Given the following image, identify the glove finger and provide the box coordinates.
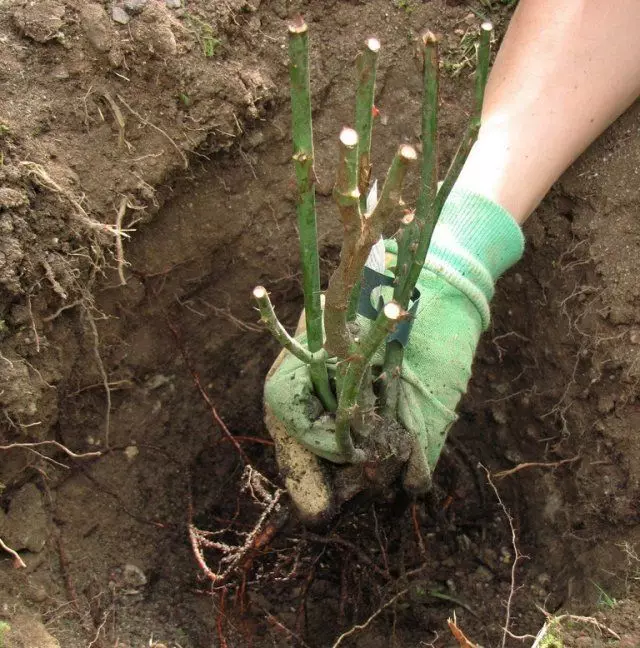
[402,434,433,495]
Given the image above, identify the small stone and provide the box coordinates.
[122,563,147,589]
[630,330,640,344]
[124,445,139,461]
[597,393,615,414]
[51,65,70,80]
[111,5,130,25]
[124,0,148,14]
[490,405,508,425]
[165,0,181,7]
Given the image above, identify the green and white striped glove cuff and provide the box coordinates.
[424,188,525,329]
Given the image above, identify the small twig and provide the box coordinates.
[259,604,313,648]
[0,537,27,569]
[116,94,188,168]
[252,286,316,365]
[100,91,126,150]
[481,464,524,648]
[448,613,478,648]
[115,196,128,285]
[493,455,580,480]
[355,37,380,212]
[331,588,409,648]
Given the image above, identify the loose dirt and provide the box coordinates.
[1,1,640,647]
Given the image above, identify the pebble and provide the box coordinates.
[124,0,147,14]
[111,5,130,25]
[51,65,70,80]
[165,0,181,7]
[122,563,147,589]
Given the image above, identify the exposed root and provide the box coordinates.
[331,588,408,648]
[83,305,112,447]
[482,465,527,648]
[42,257,68,300]
[116,94,188,169]
[20,161,129,239]
[0,537,27,569]
[532,610,621,645]
[0,440,102,460]
[188,466,287,586]
[100,91,127,151]
[114,196,128,285]
[493,455,580,480]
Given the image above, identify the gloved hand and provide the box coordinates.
[264,188,524,519]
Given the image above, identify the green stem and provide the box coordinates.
[325,127,361,359]
[253,286,315,364]
[369,144,417,229]
[382,31,439,413]
[395,31,439,308]
[335,302,404,462]
[288,18,335,411]
[324,141,416,359]
[474,22,492,123]
[434,21,492,215]
[347,38,380,321]
[355,37,380,214]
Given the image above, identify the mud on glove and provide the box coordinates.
[389,187,524,492]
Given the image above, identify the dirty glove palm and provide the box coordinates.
[265,188,524,499]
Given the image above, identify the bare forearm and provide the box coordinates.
[456,0,640,223]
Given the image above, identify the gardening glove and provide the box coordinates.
[387,187,524,492]
[264,187,524,516]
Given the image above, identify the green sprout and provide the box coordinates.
[186,14,221,57]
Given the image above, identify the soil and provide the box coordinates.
[1,1,640,647]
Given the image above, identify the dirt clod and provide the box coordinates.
[12,1,65,43]
[0,484,48,553]
[80,3,113,53]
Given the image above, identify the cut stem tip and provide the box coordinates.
[288,16,308,35]
[253,286,267,299]
[421,30,438,46]
[399,144,418,161]
[481,21,494,33]
[384,301,402,321]
[339,127,359,148]
[365,37,381,53]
